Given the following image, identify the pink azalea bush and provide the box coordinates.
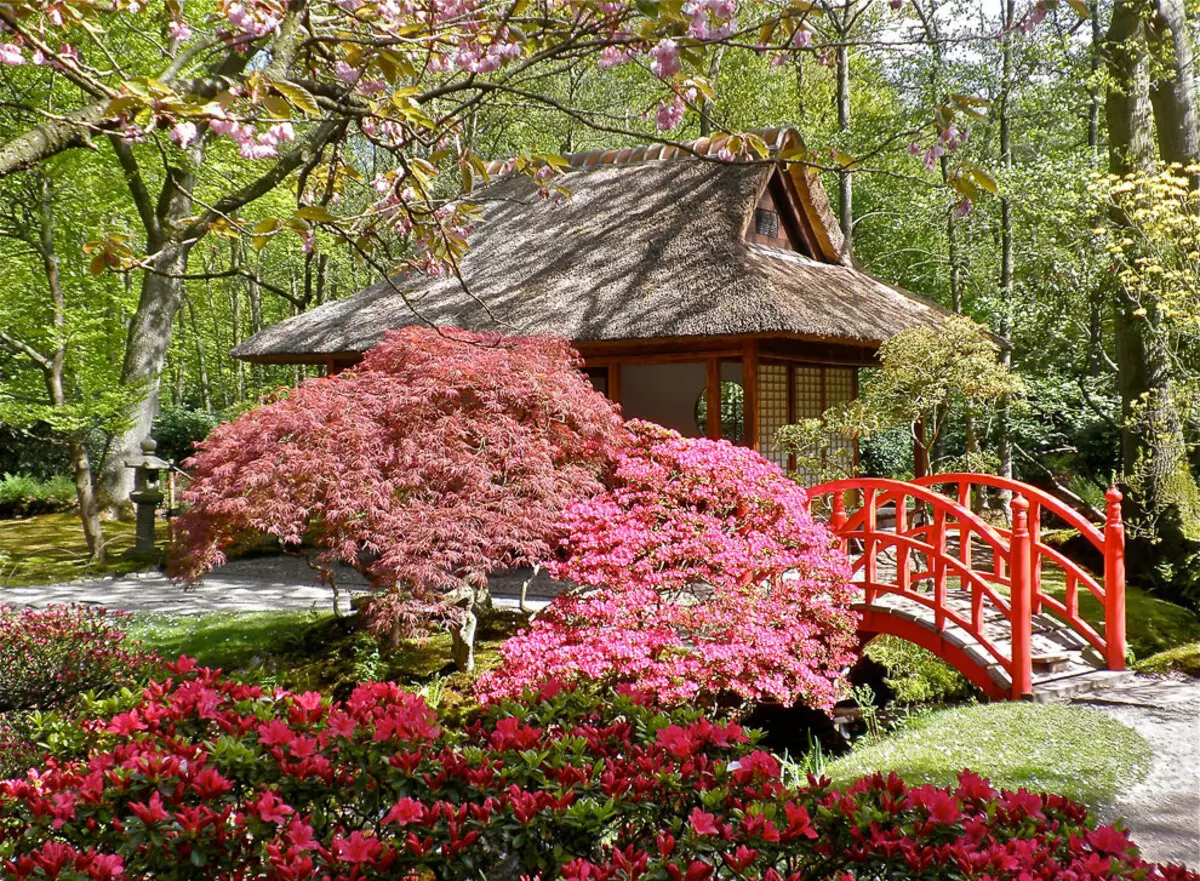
[0,604,154,712]
[477,421,858,709]
[169,328,623,667]
[0,664,1194,881]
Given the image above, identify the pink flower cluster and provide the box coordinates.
[0,604,155,713]
[208,118,295,159]
[682,0,736,41]
[908,121,969,172]
[477,421,859,708]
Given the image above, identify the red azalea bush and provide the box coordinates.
[477,421,858,708]
[0,604,154,712]
[0,664,1194,881]
[169,328,624,668]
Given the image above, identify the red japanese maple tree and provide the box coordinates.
[169,328,623,670]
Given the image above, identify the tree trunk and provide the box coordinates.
[1105,0,1200,608]
[35,176,106,560]
[97,244,191,513]
[185,294,213,411]
[836,41,853,250]
[995,0,1016,489]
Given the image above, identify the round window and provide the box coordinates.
[695,380,745,442]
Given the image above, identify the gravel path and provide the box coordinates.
[1074,676,1200,868]
[0,556,560,615]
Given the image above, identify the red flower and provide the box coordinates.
[105,711,147,737]
[689,808,718,836]
[721,844,759,874]
[251,790,293,824]
[128,792,169,826]
[383,797,426,827]
[783,802,818,841]
[333,831,382,864]
[1088,825,1132,856]
[191,767,234,799]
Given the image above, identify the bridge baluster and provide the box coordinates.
[1104,488,1126,671]
[1030,503,1043,614]
[958,482,973,571]
[831,491,847,554]
[932,507,947,632]
[1010,495,1034,699]
[864,488,878,604]
[896,495,911,595]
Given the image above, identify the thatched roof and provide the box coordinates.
[233,128,946,362]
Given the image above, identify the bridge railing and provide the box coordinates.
[806,476,1126,700]
[911,475,1126,673]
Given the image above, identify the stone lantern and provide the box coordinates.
[125,436,170,554]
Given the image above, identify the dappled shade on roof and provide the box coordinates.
[232,133,946,362]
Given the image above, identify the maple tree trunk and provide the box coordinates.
[451,608,478,673]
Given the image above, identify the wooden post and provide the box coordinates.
[1009,495,1033,699]
[705,358,721,440]
[607,363,622,407]
[743,340,759,451]
[831,491,847,553]
[864,487,878,603]
[1104,487,1127,671]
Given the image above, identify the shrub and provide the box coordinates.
[0,665,1193,881]
[169,328,624,671]
[0,473,76,519]
[864,635,976,704]
[0,605,154,712]
[151,408,221,465]
[478,421,858,710]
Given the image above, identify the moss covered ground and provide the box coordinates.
[0,513,168,586]
[825,702,1152,807]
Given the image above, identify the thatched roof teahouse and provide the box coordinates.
[232,128,947,477]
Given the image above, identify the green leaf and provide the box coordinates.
[274,81,320,116]
[295,205,337,223]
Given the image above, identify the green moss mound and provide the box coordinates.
[826,702,1150,807]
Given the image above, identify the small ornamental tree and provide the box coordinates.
[477,421,858,709]
[169,328,624,670]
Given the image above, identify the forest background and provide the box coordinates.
[0,0,1196,605]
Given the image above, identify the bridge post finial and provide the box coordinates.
[1104,487,1126,671]
[1009,495,1033,699]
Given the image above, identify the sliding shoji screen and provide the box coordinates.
[757,362,790,469]
[756,362,859,484]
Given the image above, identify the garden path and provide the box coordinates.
[1076,675,1200,868]
[0,556,557,615]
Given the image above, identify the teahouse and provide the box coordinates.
[232,127,947,479]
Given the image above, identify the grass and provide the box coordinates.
[126,608,520,713]
[0,513,168,587]
[825,702,1152,807]
[1035,569,1200,660]
[127,609,335,673]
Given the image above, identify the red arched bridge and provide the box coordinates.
[806,475,1128,701]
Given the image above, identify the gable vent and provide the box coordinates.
[754,208,780,238]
